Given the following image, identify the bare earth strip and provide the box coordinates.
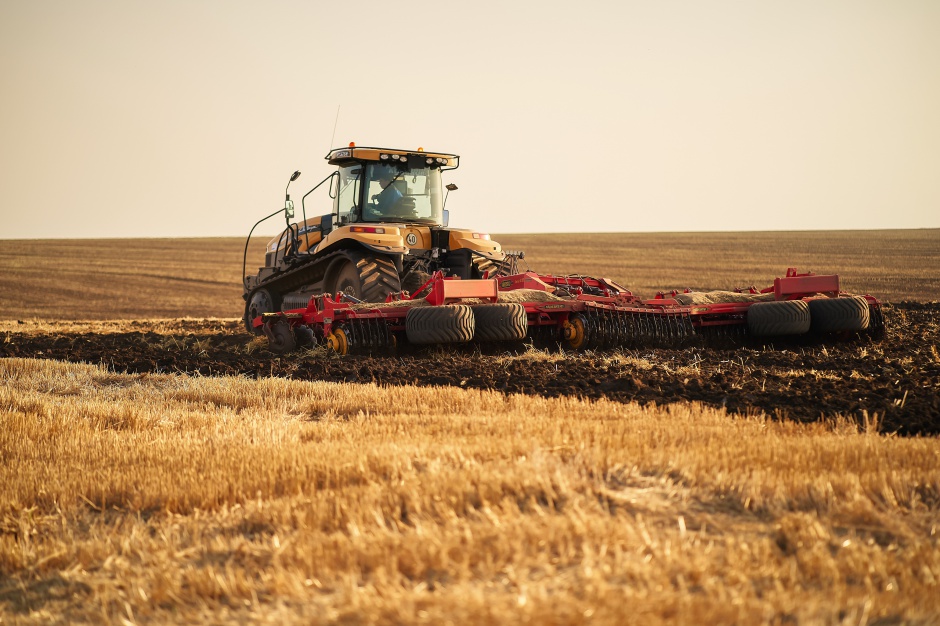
[1,359,938,624]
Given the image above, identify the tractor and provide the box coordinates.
[242,144,512,333]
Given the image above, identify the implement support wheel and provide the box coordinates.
[562,313,589,350]
[809,296,870,333]
[472,304,527,342]
[747,300,811,337]
[326,327,349,355]
[406,305,475,345]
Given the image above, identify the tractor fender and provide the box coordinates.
[314,227,409,256]
[448,229,503,255]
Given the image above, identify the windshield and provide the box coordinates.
[361,162,443,224]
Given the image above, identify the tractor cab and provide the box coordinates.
[327,146,457,228]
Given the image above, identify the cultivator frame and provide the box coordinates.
[253,267,884,355]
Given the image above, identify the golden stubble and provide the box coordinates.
[1,358,938,624]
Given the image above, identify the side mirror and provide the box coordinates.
[285,199,295,219]
[442,209,449,228]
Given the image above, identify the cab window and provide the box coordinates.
[333,165,361,223]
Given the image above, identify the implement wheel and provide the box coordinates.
[747,300,811,337]
[472,304,527,342]
[326,327,349,355]
[405,305,475,345]
[809,296,870,333]
[295,325,317,349]
[562,313,589,350]
[267,320,296,355]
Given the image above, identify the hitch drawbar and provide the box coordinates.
[254,268,883,355]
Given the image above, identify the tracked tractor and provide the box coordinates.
[242,144,512,333]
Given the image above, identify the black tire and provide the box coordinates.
[294,325,316,349]
[268,320,296,355]
[472,304,527,341]
[405,305,475,344]
[245,289,275,334]
[809,296,870,333]
[867,305,886,340]
[747,300,811,337]
[332,255,402,302]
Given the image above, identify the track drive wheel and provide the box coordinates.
[405,305,475,345]
[747,300,811,337]
[326,327,349,355]
[472,304,527,341]
[562,313,589,350]
[267,320,296,355]
[809,296,870,333]
[246,289,275,334]
[333,254,402,302]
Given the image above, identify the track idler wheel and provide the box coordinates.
[747,300,811,337]
[472,304,527,342]
[809,296,870,333]
[265,319,297,355]
[405,305,475,345]
[562,313,589,350]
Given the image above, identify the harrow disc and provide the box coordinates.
[406,305,475,345]
[246,289,275,335]
[747,300,811,337]
[809,296,870,333]
[266,319,296,355]
[472,304,527,342]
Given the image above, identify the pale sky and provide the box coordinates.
[1,0,938,239]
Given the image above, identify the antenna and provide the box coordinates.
[329,105,341,150]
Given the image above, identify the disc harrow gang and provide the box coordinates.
[255,267,885,355]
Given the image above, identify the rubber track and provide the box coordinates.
[357,255,402,302]
[809,296,870,333]
[472,304,527,341]
[472,255,509,278]
[747,300,811,336]
[246,250,348,305]
[406,305,475,344]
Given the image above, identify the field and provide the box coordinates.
[1,230,939,624]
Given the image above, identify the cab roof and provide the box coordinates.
[325,145,459,168]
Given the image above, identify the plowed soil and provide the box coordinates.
[3,302,938,435]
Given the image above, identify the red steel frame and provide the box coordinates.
[254,268,881,341]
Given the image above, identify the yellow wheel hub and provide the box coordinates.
[326,327,349,355]
[562,316,586,350]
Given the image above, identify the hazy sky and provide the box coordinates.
[1,1,938,239]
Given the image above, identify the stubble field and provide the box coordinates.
[1,230,939,624]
